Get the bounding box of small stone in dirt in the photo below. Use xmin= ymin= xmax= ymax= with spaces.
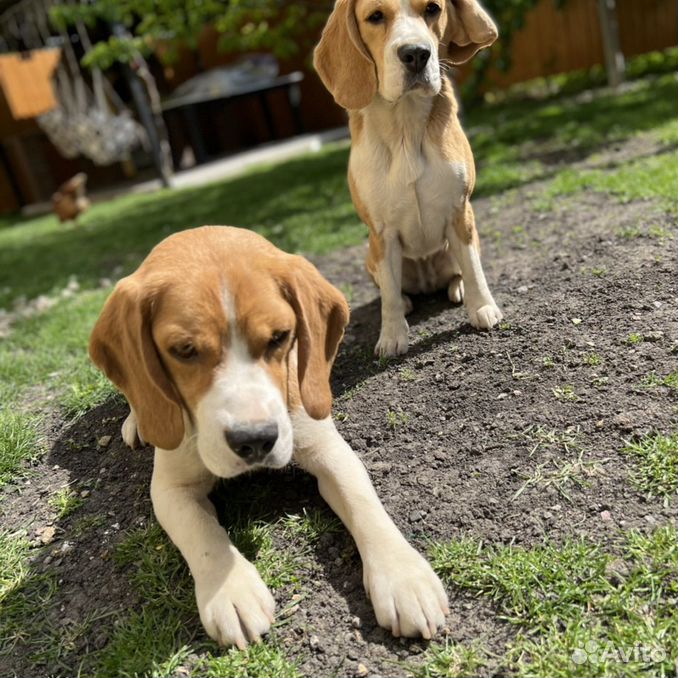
xmin=38 ymin=526 xmax=56 ymax=545
xmin=309 ymin=635 xmax=324 ymax=653
xmin=409 ymin=510 xmax=425 ymax=522
xmin=347 ymin=648 xmax=360 ymax=660
xmin=80 ymin=490 xmax=90 ymax=498
xmin=600 ymin=510 xmax=612 ymax=522
xmin=58 ymin=541 xmax=74 ymax=555
xmin=351 ymin=616 xmax=362 ymax=628
xmin=605 ymin=558 xmax=630 ymax=584
xmin=571 ymin=318 xmax=583 ymax=325
xmin=283 ymin=603 xmax=299 ymax=618
xmin=612 ymin=411 xmax=641 ymax=432
xmin=644 ymin=514 xmax=656 ymax=525
xmin=497 ymin=392 xmax=508 ymax=400
xmin=356 ymin=663 xmax=368 ymax=677
xmin=644 ymin=331 xmax=664 ymax=342
xmin=517 ymin=285 xmax=528 ymax=294
xmin=97 ymin=435 xmax=112 ymax=448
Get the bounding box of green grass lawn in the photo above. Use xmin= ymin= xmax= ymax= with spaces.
xmin=1 ymin=68 xmax=676 ymax=677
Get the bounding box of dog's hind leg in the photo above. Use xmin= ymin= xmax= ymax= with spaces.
xmin=401 ymin=247 xmax=463 ymax=303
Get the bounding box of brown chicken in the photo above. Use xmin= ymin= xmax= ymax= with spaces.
xmin=52 ymin=172 xmax=90 ymax=223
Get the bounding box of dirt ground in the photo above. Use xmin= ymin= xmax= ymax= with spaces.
xmin=1 ymin=140 xmax=676 ymax=677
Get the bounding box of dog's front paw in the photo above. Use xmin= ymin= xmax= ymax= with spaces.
xmin=121 ymin=410 xmax=144 ymax=449
xmin=196 ymin=555 xmax=275 ymax=648
xmin=375 ymin=318 xmax=409 ymax=357
xmin=468 ymin=302 xmax=503 ymax=330
xmin=363 ymin=545 xmax=449 ymax=639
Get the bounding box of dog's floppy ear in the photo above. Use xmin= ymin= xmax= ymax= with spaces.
xmin=282 ymin=258 xmax=349 ymax=419
xmin=89 ymin=276 xmax=185 ymax=450
xmin=314 ymin=0 xmax=377 ymax=110
xmin=444 ymin=0 xmax=498 ymax=64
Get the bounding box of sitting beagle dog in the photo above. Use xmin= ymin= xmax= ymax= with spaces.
xmin=89 ymin=226 xmax=448 ymax=648
xmin=314 ymin=0 xmax=503 ymax=356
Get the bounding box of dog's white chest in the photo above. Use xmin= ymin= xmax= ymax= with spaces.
xmin=351 ymin=135 xmax=466 ymax=258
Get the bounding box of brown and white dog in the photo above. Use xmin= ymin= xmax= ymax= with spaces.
xmin=89 ymin=226 xmax=448 ymax=648
xmin=314 ymin=0 xmax=503 ymax=356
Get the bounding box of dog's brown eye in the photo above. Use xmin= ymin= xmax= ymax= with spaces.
xmin=424 ymin=2 xmax=441 ymax=16
xmin=367 ymin=10 xmax=384 ymax=24
xmin=268 ymin=330 xmax=290 ymax=351
xmin=170 ymin=342 xmax=198 ymax=362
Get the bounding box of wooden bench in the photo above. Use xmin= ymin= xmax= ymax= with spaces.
xmin=161 ymin=71 xmax=305 ymax=166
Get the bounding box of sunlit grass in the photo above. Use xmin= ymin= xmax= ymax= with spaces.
xmin=426 ymin=527 xmax=677 ymax=677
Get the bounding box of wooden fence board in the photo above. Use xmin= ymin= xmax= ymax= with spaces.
xmin=479 ymin=0 xmax=676 ymax=88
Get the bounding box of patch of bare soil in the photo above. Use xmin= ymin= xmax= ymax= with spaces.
xmin=1 ymin=159 xmax=676 ymax=677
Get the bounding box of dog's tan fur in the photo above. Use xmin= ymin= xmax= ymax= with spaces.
xmin=90 ymin=226 xmax=448 ymax=647
xmin=315 ymin=0 xmax=503 ymax=356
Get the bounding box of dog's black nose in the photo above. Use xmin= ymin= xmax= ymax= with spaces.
xmin=225 ymin=422 xmax=278 ymax=463
xmin=398 ymin=44 xmax=431 ymax=74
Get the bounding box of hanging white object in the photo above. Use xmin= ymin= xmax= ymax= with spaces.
xmin=36 ymin=6 xmax=146 ymax=165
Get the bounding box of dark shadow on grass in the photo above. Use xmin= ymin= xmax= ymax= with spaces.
xmin=469 ymin=73 xmax=678 ymax=162
xmin=332 ymin=291 xmax=484 ymax=400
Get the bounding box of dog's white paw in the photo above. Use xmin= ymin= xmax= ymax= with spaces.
xmin=121 ymin=411 xmax=144 ymax=449
xmin=196 ymin=555 xmax=275 ymax=648
xmin=468 ymin=302 xmax=503 ymax=330
xmin=447 ymin=276 xmax=464 ymax=304
xmin=363 ymin=545 xmax=449 ymax=639
xmin=375 ymin=318 xmax=409 ymax=357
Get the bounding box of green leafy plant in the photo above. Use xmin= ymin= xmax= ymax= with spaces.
xmin=50 ymin=0 xmax=327 ymax=70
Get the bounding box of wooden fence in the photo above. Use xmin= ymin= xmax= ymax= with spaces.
xmin=480 ymin=0 xmax=677 ymax=88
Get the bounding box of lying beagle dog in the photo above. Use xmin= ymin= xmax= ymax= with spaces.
xmin=315 ymin=0 xmax=503 ymax=356
xmin=89 ymin=226 xmax=448 ymax=648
